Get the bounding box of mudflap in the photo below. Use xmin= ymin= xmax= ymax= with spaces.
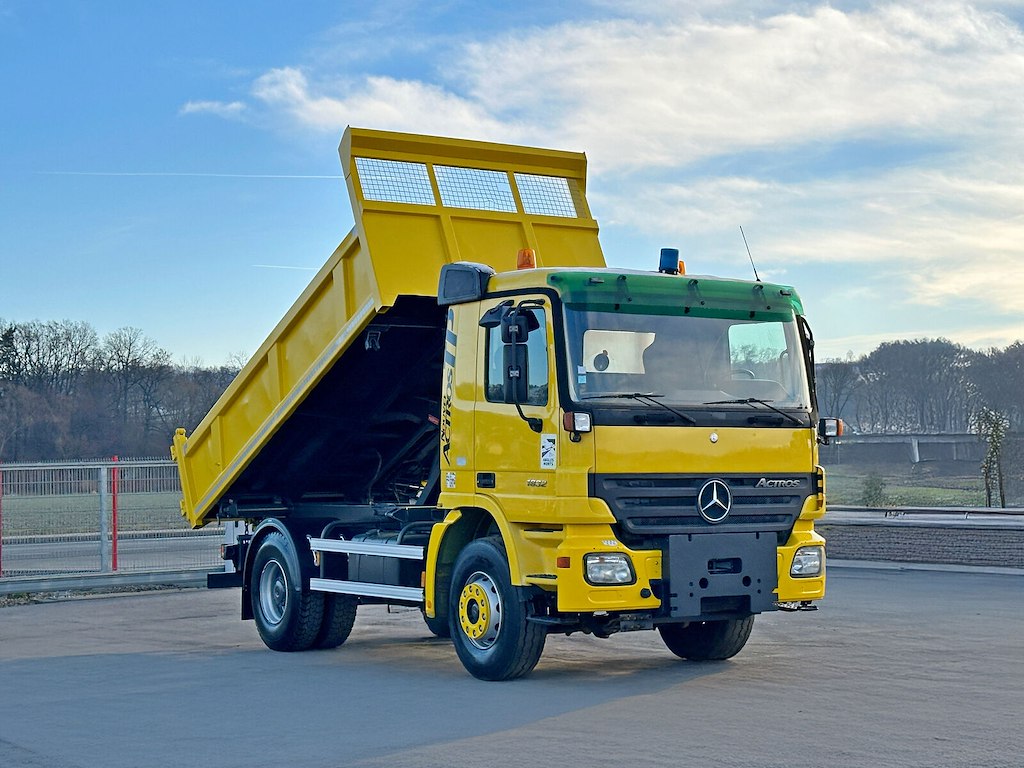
xmin=667 ymin=532 xmax=778 ymax=619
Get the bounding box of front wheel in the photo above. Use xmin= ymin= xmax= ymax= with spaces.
xmin=449 ymin=537 xmax=546 ymax=681
xmin=658 ymin=616 xmax=754 ymax=661
xmin=251 ymin=531 xmax=325 ymax=652
xmin=421 ymin=608 xmax=450 ymax=638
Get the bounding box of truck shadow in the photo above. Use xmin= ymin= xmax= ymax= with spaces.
xmin=319 ymin=614 xmax=738 ymax=696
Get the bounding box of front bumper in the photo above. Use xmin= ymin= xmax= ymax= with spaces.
xmin=776 ymin=523 xmax=826 ymax=602
xmin=526 ymin=522 xmax=824 ymax=617
xmin=541 ymin=527 xmax=663 ymax=613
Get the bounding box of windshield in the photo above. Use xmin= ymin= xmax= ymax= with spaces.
xmin=564 ymin=306 xmax=811 ymax=411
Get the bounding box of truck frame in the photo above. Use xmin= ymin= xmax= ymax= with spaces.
xmin=172 ymin=127 xmax=835 ymax=680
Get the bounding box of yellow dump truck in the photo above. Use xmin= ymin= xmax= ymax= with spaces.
xmin=172 ymin=127 xmax=838 ymax=680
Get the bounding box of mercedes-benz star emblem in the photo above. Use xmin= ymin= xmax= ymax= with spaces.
xmin=696 ymin=479 xmax=732 ymax=523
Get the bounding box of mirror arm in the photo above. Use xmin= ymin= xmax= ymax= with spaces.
xmin=507 ymin=365 xmax=543 ymax=432
xmin=516 ymin=401 xmax=544 ymax=433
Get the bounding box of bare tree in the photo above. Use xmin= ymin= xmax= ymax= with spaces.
xmin=154 ymin=361 xmax=240 ymax=436
xmin=47 ymin=320 xmax=100 ymax=395
xmin=0 ymin=383 xmax=57 ymax=460
xmin=856 ymin=339 xmax=973 ymax=433
xmin=970 ymin=343 xmax=1024 ymax=431
xmin=101 ymin=327 xmax=169 ymax=426
xmin=0 ymin=319 xmax=98 ymax=395
xmin=816 ymin=359 xmax=862 ymax=425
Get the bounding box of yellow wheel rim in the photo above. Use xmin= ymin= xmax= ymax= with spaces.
xmin=458 ymin=571 xmax=501 ymax=649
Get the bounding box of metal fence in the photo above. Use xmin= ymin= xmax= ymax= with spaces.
xmin=0 ymin=458 xmax=221 ymax=579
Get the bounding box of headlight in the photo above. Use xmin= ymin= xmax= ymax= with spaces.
xmin=584 ymin=553 xmax=636 ymax=585
xmin=790 ymin=546 xmax=824 ymax=577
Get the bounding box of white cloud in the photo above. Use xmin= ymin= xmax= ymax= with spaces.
xmin=454 ymin=3 xmax=1024 ymax=170
xmin=816 ymin=320 xmax=1024 ymax=359
xmin=239 ymin=3 xmax=1024 ymax=169
xmin=251 ymin=67 xmax=513 ymax=141
xmin=179 ymin=100 xmax=247 ymax=118
xmin=218 ymin=2 xmax=1024 ymax=350
xmin=594 ymin=140 xmax=1024 ymax=319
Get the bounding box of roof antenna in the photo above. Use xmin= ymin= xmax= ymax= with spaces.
xmin=739 ymin=226 xmax=761 ymax=282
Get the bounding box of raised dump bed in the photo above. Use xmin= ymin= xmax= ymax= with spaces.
xmin=171 ymin=128 xmax=605 ymax=528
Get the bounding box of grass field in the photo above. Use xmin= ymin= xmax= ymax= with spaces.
xmin=0 ymin=492 xmax=190 ymax=536
xmin=824 ymin=464 xmax=990 ymax=507
xmin=0 ymin=466 xmax=1010 ymax=539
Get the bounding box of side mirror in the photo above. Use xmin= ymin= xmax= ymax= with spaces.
xmin=488 ymin=302 xmax=544 ymax=433
xmin=503 ymin=342 xmax=529 ymax=404
xmin=500 ymin=308 xmax=539 ymax=343
xmin=479 ymin=300 xmax=512 ymax=329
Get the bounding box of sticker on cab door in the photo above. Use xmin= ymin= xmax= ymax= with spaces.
xmin=540 ymin=434 xmax=557 ymax=469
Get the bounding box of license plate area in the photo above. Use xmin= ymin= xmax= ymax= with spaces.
xmin=667 ymin=532 xmax=778 ymax=619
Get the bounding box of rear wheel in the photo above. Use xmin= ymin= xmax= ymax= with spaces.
xmin=315 ymin=594 xmax=358 ymax=649
xmin=449 ymin=537 xmax=546 ymax=680
xmin=658 ymin=616 xmax=754 ymax=661
xmin=251 ymin=532 xmax=324 ymax=652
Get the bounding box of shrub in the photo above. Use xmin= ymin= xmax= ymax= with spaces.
xmin=861 ymin=474 xmax=888 ymax=507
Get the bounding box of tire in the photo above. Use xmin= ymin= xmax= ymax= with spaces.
xmin=251 ymin=531 xmax=325 ymax=652
xmin=423 ymin=564 xmax=452 ymax=638
xmin=658 ymin=616 xmax=754 ymax=661
xmin=421 ymin=609 xmax=450 ymax=638
xmin=448 ymin=536 xmax=546 ymax=681
xmin=315 ymin=594 xmax=358 ymax=649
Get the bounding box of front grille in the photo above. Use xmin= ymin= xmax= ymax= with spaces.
xmin=628 ymin=514 xmax=793 ymax=531
xmin=591 ymin=473 xmax=812 ymax=537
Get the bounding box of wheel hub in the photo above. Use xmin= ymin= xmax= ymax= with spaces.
xmin=259 ymin=559 xmax=288 ymax=627
xmin=458 ymin=572 xmax=501 ymax=650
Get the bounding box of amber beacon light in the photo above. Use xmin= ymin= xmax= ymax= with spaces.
xmin=517 ymin=248 xmax=537 ymax=269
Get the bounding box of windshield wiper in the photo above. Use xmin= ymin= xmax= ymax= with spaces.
xmin=581 ymin=393 xmax=697 ymax=424
xmin=703 ymin=397 xmax=803 ymax=427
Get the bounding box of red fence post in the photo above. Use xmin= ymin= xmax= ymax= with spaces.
xmin=0 ymin=459 xmax=4 ymax=577
xmin=111 ymin=455 xmax=119 ymax=572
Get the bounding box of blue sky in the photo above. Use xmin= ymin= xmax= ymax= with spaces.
xmin=2 ymin=0 xmax=1023 ymax=364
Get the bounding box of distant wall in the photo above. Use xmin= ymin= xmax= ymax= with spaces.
xmin=819 ymin=434 xmax=986 ymax=466
xmin=820 ymin=522 xmax=1024 ymax=569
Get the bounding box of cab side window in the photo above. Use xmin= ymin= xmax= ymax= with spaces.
xmin=485 ymin=309 xmax=548 ymax=405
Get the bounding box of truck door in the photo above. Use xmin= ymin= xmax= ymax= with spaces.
xmin=474 ymin=297 xmax=559 ymax=522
